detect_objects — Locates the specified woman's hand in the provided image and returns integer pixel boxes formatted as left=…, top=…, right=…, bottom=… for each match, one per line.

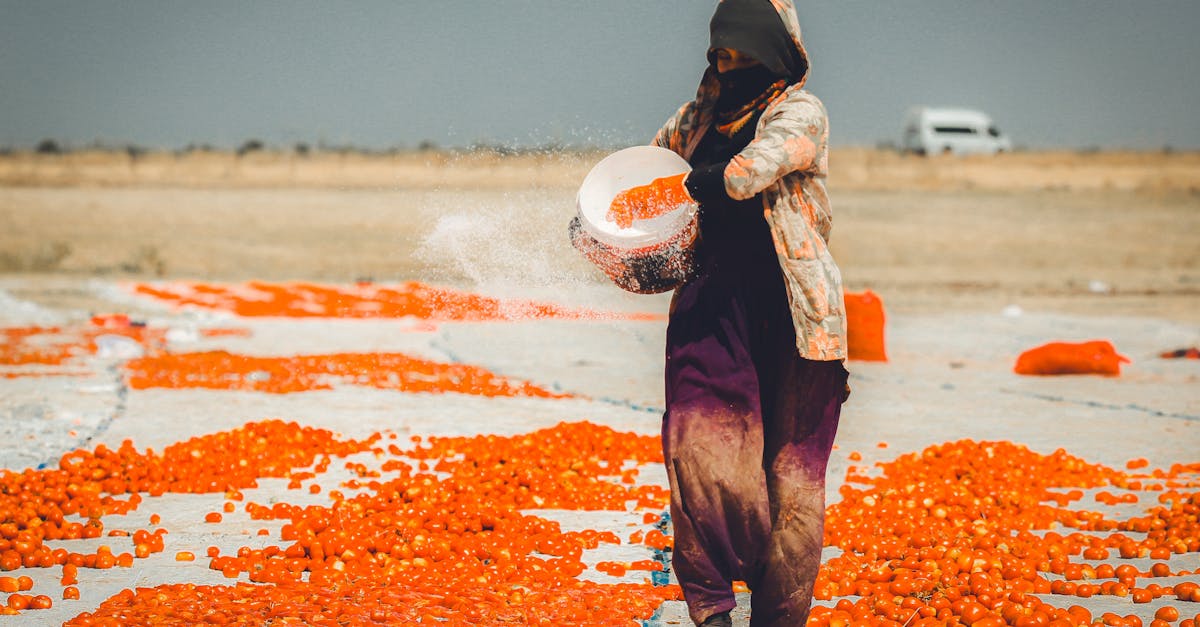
left=607, top=173, right=692, bottom=229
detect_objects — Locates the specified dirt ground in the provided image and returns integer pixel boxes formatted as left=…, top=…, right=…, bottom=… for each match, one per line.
left=1, top=150, right=1198, bottom=625
left=1, top=148, right=1198, bottom=324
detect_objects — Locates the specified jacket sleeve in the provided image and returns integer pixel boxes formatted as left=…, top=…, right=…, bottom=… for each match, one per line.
left=723, top=93, right=827, bottom=200
left=651, top=102, right=695, bottom=154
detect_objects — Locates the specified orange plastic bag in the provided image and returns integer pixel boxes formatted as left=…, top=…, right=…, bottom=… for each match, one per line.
left=844, top=290, right=887, bottom=362
left=1013, top=340, right=1130, bottom=376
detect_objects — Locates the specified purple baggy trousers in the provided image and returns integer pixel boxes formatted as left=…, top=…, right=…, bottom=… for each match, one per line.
left=663, top=257, right=847, bottom=627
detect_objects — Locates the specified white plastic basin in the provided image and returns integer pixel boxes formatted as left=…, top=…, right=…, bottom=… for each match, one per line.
left=576, top=145, right=697, bottom=250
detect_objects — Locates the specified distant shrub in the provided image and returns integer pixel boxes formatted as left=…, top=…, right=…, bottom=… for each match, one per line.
left=237, top=139, right=265, bottom=156
left=469, top=142, right=516, bottom=156
left=294, top=142, right=311, bottom=156
left=36, top=139, right=62, bottom=154
left=179, top=143, right=216, bottom=155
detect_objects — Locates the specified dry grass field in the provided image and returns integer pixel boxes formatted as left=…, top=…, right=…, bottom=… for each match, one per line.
left=1, top=148, right=1198, bottom=323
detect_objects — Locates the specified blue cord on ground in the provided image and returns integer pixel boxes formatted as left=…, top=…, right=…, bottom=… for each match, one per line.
left=37, top=363, right=127, bottom=470
left=1000, top=388, right=1200, bottom=422
left=642, top=509, right=674, bottom=625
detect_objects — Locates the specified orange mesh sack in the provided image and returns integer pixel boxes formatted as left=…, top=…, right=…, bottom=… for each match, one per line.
left=844, top=290, right=887, bottom=362
left=1013, top=340, right=1130, bottom=376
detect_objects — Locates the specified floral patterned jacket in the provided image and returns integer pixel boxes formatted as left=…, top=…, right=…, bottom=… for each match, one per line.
left=651, top=0, right=846, bottom=361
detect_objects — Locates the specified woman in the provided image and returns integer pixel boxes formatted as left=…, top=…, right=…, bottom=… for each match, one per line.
left=607, top=1, right=849, bottom=625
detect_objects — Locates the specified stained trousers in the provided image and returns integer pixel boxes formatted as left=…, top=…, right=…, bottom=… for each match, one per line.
left=663, top=257, right=847, bottom=627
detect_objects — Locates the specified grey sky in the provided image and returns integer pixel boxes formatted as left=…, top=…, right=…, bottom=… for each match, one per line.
left=2, top=1, right=1198, bottom=151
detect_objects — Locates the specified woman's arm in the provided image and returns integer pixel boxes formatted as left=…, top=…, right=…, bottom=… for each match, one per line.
left=721, top=91, right=827, bottom=200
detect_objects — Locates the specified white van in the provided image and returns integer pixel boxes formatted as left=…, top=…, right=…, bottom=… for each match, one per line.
left=901, top=107, right=1012, bottom=156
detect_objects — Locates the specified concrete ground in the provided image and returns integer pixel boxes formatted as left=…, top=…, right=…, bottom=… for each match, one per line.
left=1, top=277, right=1198, bottom=625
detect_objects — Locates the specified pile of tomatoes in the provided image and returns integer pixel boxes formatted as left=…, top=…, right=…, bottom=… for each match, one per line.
left=2, top=419, right=681, bottom=624
left=2, top=415, right=1194, bottom=625
left=0, top=315, right=164, bottom=374
left=123, top=350, right=568, bottom=398
left=809, top=441, right=1200, bottom=627
left=131, top=281, right=658, bottom=322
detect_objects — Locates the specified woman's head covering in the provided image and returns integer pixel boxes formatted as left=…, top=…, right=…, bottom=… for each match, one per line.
left=676, top=0, right=812, bottom=158
left=707, top=0, right=808, bottom=83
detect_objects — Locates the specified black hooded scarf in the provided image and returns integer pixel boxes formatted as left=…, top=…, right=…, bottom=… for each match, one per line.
left=708, top=0, right=807, bottom=83
left=690, top=0, right=804, bottom=171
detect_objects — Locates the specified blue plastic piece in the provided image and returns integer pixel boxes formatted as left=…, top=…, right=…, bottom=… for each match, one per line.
left=642, top=604, right=665, bottom=627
